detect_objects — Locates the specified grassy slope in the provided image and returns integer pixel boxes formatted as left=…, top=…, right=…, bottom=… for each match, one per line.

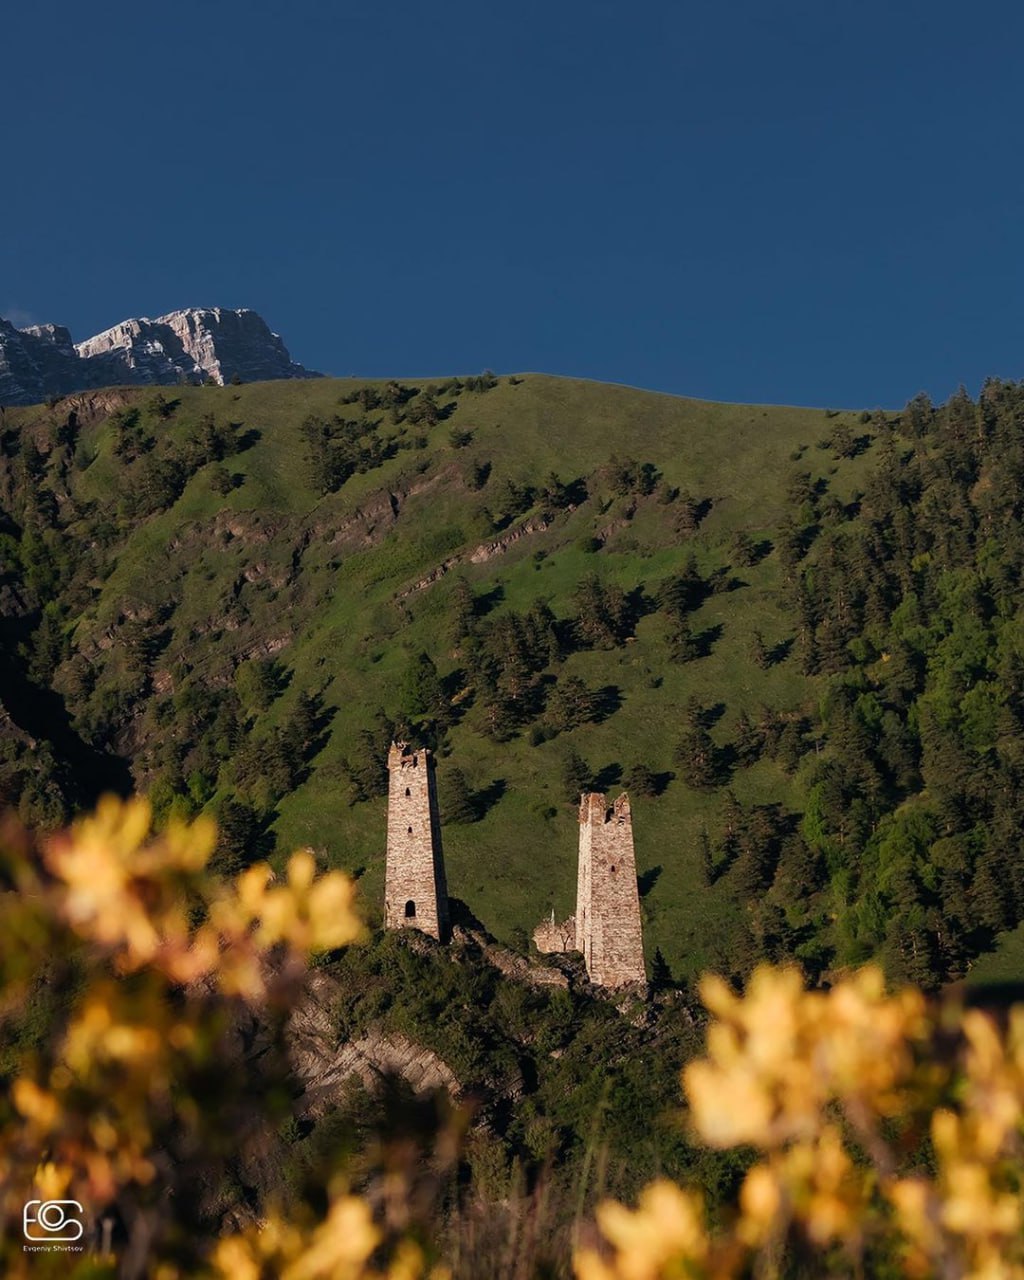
left=14, top=374, right=885, bottom=979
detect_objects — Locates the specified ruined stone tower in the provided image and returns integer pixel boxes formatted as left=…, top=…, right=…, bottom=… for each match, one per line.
left=532, top=791, right=646, bottom=988
left=384, top=742, right=450, bottom=941
left=575, top=793, right=646, bottom=987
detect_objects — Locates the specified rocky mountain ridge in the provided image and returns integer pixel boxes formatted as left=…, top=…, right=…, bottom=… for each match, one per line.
left=0, top=307, right=321, bottom=406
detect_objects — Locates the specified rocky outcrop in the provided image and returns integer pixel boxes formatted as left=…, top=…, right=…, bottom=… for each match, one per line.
left=397, top=513, right=554, bottom=599
left=75, top=308, right=319, bottom=389
left=0, top=317, right=80, bottom=406
left=288, top=971, right=467, bottom=1122
left=0, top=307, right=321, bottom=406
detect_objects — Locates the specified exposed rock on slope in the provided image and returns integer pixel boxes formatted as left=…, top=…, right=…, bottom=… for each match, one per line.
left=0, top=307, right=321, bottom=405
left=288, top=971, right=466, bottom=1122
left=75, top=307, right=319, bottom=389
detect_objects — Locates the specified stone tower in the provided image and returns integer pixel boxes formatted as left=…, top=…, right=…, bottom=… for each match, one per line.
left=384, top=741, right=450, bottom=941
left=575, top=792, right=646, bottom=986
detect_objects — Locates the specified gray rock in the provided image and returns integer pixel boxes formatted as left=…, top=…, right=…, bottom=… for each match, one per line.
left=0, top=317, right=80, bottom=405
left=0, top=306, right=321, bottom=406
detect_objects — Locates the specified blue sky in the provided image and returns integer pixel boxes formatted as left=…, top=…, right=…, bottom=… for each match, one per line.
left=4, top=0, right=1024, bottom=407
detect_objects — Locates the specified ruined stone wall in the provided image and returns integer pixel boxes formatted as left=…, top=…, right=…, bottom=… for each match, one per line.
left=384, top=742, right=450, bottom=941
left=532, top=914, right=576, bottom=954
left=576, top=792, right=646, bottom=987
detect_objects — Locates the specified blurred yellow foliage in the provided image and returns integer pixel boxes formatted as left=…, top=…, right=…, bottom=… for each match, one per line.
left=0, top=797, right=416, bottom=1278
left=213, top=1193, right=451, bottom=1280
left=5, top=800, right=1024, bottom=1278
left=578, top=964, right=1024, bottom=1279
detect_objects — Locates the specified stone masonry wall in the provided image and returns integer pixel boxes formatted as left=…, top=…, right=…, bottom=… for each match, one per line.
left=532, top=914, right=576, bottom=953
left=576, top=792, right=646, bottom=987
left=384, top=742, right=450, bottom=941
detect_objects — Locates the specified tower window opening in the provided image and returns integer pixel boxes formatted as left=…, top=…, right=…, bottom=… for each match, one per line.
left=407, top=825, right=413, bottom=834
left=405, top=787, right=411, bottom=797
left=405, top=900, right=416, bottom=918
left=610, top=864, right=617, bottom=873
left=413, top=755, right=419, bottom=767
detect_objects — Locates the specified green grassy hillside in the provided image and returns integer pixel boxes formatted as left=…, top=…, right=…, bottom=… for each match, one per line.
left=5, top=372, right=1023, bottom=988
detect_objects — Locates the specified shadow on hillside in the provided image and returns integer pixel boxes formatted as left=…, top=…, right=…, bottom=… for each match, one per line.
left=643, top=770, right=675, bottom=797
left=965, top=982, right=1024, bottom=1011
left=750, top=538, right=774, bottom=564
left=235, top=426, right=262, bottom=453
left=713, top=743, right=738, bottom=787
left=693, top=623, right=724, bottom=658
left=698, top=701, right=728, bottom=728
left=637, top=865, right=662, bottom=898
left=447, top=897, right=490, bottom=935
left=593, top=685, right=622, bottom=722
left=0, top=631, right=132, bottom=802
left=474, top=584, right=505, bottom=617
left=473, top=778, right=506, bottom=818
left=768, top=637, right=794, bottom=666
left=593, top=761, right=622, bottom=792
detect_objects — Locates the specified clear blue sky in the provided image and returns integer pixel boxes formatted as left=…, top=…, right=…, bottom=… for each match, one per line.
left=5, top=1, right=1023, bottom=408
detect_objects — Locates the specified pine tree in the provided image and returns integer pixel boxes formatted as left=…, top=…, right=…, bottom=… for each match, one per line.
left=667, top=619, right=700, bottom=663
left=674, top=491, right=703, bottom=536
left=400, top=652, right=448, bottom=724
left=546, top=675, right=598, bottom=732
left=213, top=799, right=262, bottom=876
left=651, top=948, right=673, bottom=987
left=234, top=659, right=280, bottom=715
left=750, top=630, right=770, bottom=669
left=624, top=762, right=658, bottom=798
left=283, top=691, right=320, bottom=763
left=731, top=530, right=758, bottom=567
left=443, top=767, right=478, bottom=824
left=675, top=723, right=719, bottom=790
left=572, top=574, right=632, bottom=648
left=971, top=856, right=1009, bottom=932
left=733, top=711, right=764, bottom=766
left=561, top=749, right=592, bottom=804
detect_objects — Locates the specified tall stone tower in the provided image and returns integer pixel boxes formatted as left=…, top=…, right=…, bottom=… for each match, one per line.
left=575, top=793, right=646, bottom=986
left=384, top=741, right=450, bottom=941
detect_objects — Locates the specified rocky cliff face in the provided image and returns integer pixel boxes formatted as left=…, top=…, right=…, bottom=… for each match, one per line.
left=0, top=318, right=80, bottom=406
left=0, top=307, right=321, bottom=406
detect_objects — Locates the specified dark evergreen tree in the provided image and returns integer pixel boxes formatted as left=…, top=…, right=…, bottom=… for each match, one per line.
left=213, top=799, right=262, bottom=876
left=442, top=767, right=478, bottom=824
left=674, top=709, right=720, bottom=791
left=546, top=675, right=599, bottom=732
left=731, top=530, right=758, bottom=567
left=561, top=749, right=592, bottom=804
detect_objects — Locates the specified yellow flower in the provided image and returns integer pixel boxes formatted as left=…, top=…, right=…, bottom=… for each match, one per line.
left=33, top=1161, right=73, bottom=1201
left=584, top=1180, right=707, bottom=1280
left=573, top=1251, right=618, bottom=1280
left=211, top=1235, right=262, bottom=1280
left=685, top=1057, right=775, bottom=1147
left=282, top=1196, right=381, bottom=1280
left=738, top=1163, right=781, bottom=1245
left=783, top=1127, right=862, bottom=1246
left=12, top=1079, right=59, bottom=1131
left=941, top=1161, right=1021, bottom=1239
